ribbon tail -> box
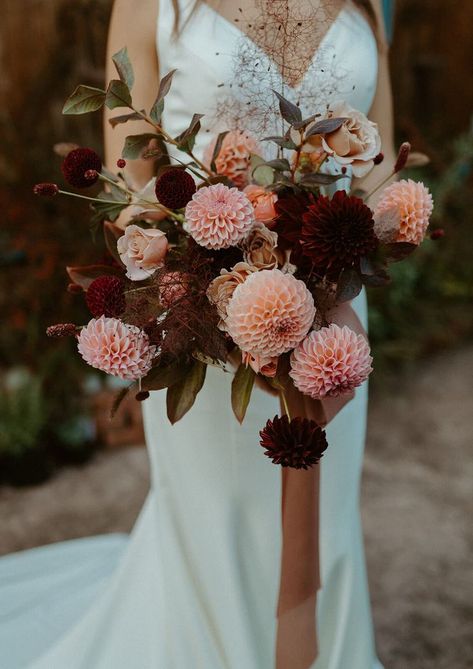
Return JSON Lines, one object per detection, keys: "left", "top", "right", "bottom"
{"left": 275, "top": 465, "right": 320, "bottom": 669}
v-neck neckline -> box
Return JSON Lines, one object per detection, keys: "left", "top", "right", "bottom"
{"left": 200, "top": 1, "right": 346, "bottom": 90}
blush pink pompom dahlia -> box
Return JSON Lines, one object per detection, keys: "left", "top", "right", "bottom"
{"left": 184, "top": 183, "right": 255, "bottom": 250}
{"left": 290, "top": 324, "right": 372, "bottom": 399}
{"left": 374, "top": 179, "right": 433, "bottom": 245}
{"left": 77, "top": 316, "right": 157, "bottom": 381}
{"left": 226, "top": 269, "right": 316, "bottom": 357}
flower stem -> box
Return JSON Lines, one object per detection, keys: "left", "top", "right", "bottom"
{"left": 57, "top": 190, "right": 119, "bottom": 205}
{"left": 280, "top": 390, "right": 291, "bottom": 421}
{"left": 364, "top": 170, "right": 395, "bottom": 202}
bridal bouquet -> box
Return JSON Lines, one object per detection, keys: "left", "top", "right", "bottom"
{"left": 37, "top": 48, "right": 435, "bottom": 469}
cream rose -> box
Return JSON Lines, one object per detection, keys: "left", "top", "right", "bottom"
{"left": 242, "top": 223, "right": 294, "bottom": 273}
{"left": 243, "top": 185, "right": 278, "bottom": 226}
{"left": 207, "top": 262, "right": 257, "bottom": 324}
{"left": 320, "top": 102, "right": 381, "bottom": 178}
{"left": 117, "top": 224, "right": 168, "bottom": 281}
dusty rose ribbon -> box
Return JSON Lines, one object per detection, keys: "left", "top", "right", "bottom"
{"left": 275, "top": 303, "right": 367, "bottom": 668}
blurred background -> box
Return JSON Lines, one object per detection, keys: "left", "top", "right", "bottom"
{"left": 0, "top": 1, "right": 472, "bottom": 667}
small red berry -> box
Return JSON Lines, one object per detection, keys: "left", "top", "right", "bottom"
{"left": 117, "top": 158, "right": 126, "bottom": 169}
{"left": 374, "top": 152, "right": 384, "bottom": 165}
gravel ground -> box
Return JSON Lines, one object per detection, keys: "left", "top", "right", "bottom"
{"left": 1, "top": 347, "right": 472, "bottom": 669}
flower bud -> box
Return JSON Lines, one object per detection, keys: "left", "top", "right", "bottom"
{"left": 33, "top": 182, "right": 59, "bottom": 197}
{"left": 394, "top": 142, "right": 411, "bottom": 173}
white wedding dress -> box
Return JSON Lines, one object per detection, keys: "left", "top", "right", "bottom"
{"left": 0, "top": 2, "right": 384, "bottom": 667}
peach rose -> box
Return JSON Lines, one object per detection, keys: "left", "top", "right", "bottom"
{"left": 319, "top": 102, "right": 381, "bottom": 178}
{"left": 207, "top": 262, "right": 258, "bottom": 324}
{"left": 243, "top": 185, "right": 278, "bottom": 226}
{"left": 242, "top": 351, "right": 278, "bottom": 378}
{"left": 204, "top": 130, "right": 260, "bottom": 188}
{"left": 117, "top": 224, "right": 168, "bottom": 281}
{"left": 241, "top": 223, "right": 294, "bottom": 272}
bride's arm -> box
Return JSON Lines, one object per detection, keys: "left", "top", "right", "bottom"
{"left": 104, "top": 0, "right": 160, "bottom": 188}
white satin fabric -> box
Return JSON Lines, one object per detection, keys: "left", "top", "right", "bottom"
{"left": 0, "top": 2, "right": 384, "bottom": 667}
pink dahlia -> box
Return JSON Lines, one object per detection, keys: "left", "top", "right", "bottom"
{"left": 205, "top": 130, "right": 260, "bottom": 187}
{"left": 158, "top": 271, "right": 188, "bottom": 308}
{"left": 184, "top": 183, "right": 255, "bottom": 250}
{"left": 226, "top": 269, "right": 315, "bottom": 357}
{"left": 374, "top": 179, "right": 433, "bottom": 245}
{"left": 77, "top": 316, "right": 156, "bottom": 381}
{"left": 290, "top": 324, "right": 372, "bottom": 399}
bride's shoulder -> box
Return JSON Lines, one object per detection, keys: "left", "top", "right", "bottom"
{"left": 109, "top": 0, "right": 158, "bottom": 41}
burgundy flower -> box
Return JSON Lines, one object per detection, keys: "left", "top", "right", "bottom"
{"left": 259, "top": 414, "right": 328, "bottom": 469}
{"left": 33, "top": 182, "right": 59, "bottom": 197}
{"left": 155, "top": 168, "right": 196, "bottom": 210}
{"left": 274, "top": 190, "right": 316, "bottom": 249}
{"left": 46, "top": 323, "right": 78, "bottom": 338}
{"left": 300, "top": 190, "right": 378, "bottom": 280}
{"left": 86, "top": 276, "right": 126, "bottom": 318}
{"left": 61, "top": 148, "right": 102, "bottom": 188}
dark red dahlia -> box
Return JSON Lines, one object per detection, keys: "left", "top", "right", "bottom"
{"left": 300, "top": 190, "right": 378, "bottom": 280}
{"left": 86, "top": 276, "right": 126, "bottom": 318}
{"left": 155, "top": 168, "right": 196, "bottom": 209}
{"left": 274, "top": 189, "right": 316, "bottom": 249}
{"left": 259, "top": 414, "right": 328, "bottom": 469}
{"left": 61, "top": 148, "right": 102, "bottom": 188}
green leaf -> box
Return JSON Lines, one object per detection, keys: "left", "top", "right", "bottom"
{"left": 305, "top": 117, "right": 348, "bottom": 138}
{"left": 90, "top": 188, "right": 128, "bottom": 224}
{"left": 383, "top": 242, "right": 417, "bottom": 263}
{"left": 210, "top": 131, "right": 229, "bottom": 172}
{"left": 263, "top": 135, "right": 298, "bottom": 150}
{"left": 175, "top": 113, "right": 204, "bottom": 153}
{"left": 299, "top": 172, "right": 345, "bottom": 186}
{"left": 166, "top": 360, "right": 207, "bottom": 424}
{"left": 150, "top": 69, "right": 177, "bottom": 124}
{"left": 262, "top": 158, "right": 291, "bottom": 172}
{"left": 250, "top": 154, "right": 274, "bottom": 187}
{"left": 110, "top": 385, "right": 133, "bottom": 418}
{"left": 142, "top": 360, "right": 189, "bottom": 392}
{"left": 231, "top": 363, "right": 255, "bottom": 424}
{"left": 108, "top": 111, "right": 144, "bottom": 128}
{"left": 336, "top": 267, "right": 363, "bottom": 303}
{"left": 273, "top": 90, "right": 302, "bottom": 125}
{"left": 112, "top": 47, "right": 135, "bottom": 89}
{"left": 122, "top": 133, "right": 160, "bottom": 159}
{"left": 105, "top": 79, "right": 132, "bottom": 110}
{"left": 62, "top": 85, "right": 106, "bottom": 115}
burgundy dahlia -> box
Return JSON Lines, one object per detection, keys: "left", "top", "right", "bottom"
{"left": 155, "top": 168, "right": 196, "bottom": 209}
{"left": 61, "top": 148, "right": 102, "bottom": 188}
{"left": 86, "top": 276, "right": 126, "bottom": 318}
{"left": 259, "top": 414, "right": 328, "bottom": 469}
{"left": 274, "top": 190, "right": 316, "bottom": 249}
{"left": 300, "top": 190, "right": 378, "bottom": 280}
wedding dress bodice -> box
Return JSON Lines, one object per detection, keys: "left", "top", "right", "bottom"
{"left": 157, "top": 0, "right": 378, "bottom": 161}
